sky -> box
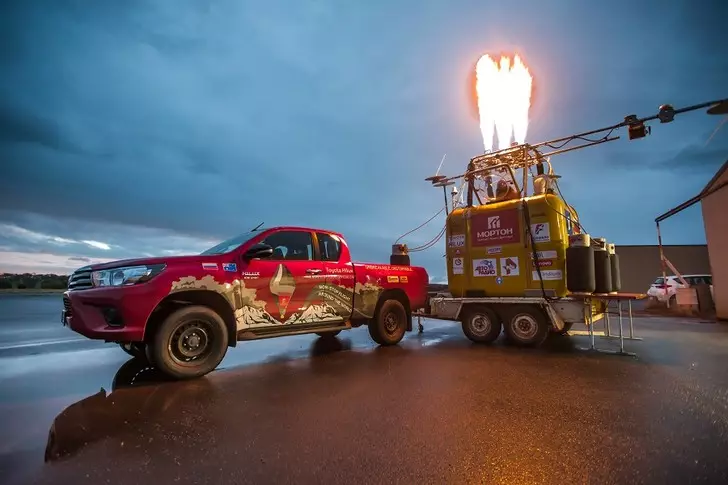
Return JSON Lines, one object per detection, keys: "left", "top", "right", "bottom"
{"left": 1, "top": 0, "right": 727, "bottom": 282}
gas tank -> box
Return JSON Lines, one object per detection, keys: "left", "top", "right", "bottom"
{"left": 446, "top": 194, "right": 576, "bottom": 298}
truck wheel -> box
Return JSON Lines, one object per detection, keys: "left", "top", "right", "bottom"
{"left": 502, "top": 305, "right": 550, "bottom": 347}
{"left": 369, "top": 299, "right": 407, "bottom": 346}
{"left": 149, "top": 306, "right": 228, "bottom": 379}
{"left": 316, "top": 330, "right": 342, "bottom": 338}
{"left": 119, "top": 342, "right": 147, "bottom": 360}
{"left": 461, "top": 305, "right": 501, "bottom": 344}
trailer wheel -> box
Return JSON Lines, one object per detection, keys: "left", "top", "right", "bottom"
{"left": 369, "top": 299, "right": 407, "bottom": 346}
{"left": 149, "top": 305, "right": 228, "bottom": 379}
{"left": 461, "top": 305, "right": 502, "bottom": 344}
{"left": 502, "top": 305, "right": 550, "bottom": 347}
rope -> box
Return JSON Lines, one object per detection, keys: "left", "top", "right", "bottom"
{"left": 395, "top": 208, "right": 444, "bottom": 244}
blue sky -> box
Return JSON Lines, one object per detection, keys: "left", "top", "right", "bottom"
{"left": 1, "top": 0, "right": 727, "bottom": 280}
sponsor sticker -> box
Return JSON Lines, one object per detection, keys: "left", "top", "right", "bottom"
{"left": 242, "top": 271, "right": 260, "bottom": 279}
{"left": 449, "top": 234, "right": 466, "bottom": 247}
{"left": 532, "top": 269, "right": 563, "bottom": 280}
{"left": 499, "top": 257, "right": 520, "bottom": 276}
{"left": 532, "top": 250, "right": 557, "bottom": 260}
{"left": 363, "top": 264, "right": 413, "bottom": 272}
{"left": 496, "top": 276, "right": 503, "bottom": 285}
{"left": 202, "top": 263, "right": 218, "bottom": 271}
{"left": 534, "top": 260, "right": 553, "bottom": 267}
{"left": 400, "top": 275, "right": 408, "bottom": 283}
{"left": 387, "top": 275, "right": 400, "bottom": 283}
{"left": 473, "top": 258, "right": 497, "bottom": 277}
{"left": 471, "top": 209, "right": 520, "bottom": 246}
{"left": 486, "top": 246, "right": 502, "bottom": 255}
{"left": 531, "top": 223, "right": 550, "bottom": 243}
{"left": 452, "top": 257, "right": 464, "bottom": 275}
{"left": 222, "top": 263, "right": 237, "bottom": 272}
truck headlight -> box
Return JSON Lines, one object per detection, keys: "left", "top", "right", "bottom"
{"left": 91, "top": 264, "right": 166, "bottom": 288}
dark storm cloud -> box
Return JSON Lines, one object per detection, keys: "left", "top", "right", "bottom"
{"left": 0, "top": 0, "right": 726, "bottom": 275}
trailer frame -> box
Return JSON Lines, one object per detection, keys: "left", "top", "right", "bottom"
{"left": 415, "top": 292, "right": 646, "bottom": 356}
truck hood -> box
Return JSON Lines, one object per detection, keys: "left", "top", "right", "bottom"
{"left": 85, "top": 254, "right": 216, "bottom": 271}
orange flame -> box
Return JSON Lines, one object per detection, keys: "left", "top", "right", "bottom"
{"left": 475, "top": 54, "right": 533, "bottom": 151}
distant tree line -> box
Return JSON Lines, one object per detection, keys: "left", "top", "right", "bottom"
{"left": 0, "top": 273, "right": 68, "bottom": 290}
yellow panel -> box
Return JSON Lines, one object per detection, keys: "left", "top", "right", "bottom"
{"left": 446, "top": 194, "right": 574, "bottom": 297}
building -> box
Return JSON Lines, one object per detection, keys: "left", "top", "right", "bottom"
{"left": 655, "top": 160, "right": 728, "bottom": 321}
{"left": 614, "top": 244, "right": 711, "bottom": 293}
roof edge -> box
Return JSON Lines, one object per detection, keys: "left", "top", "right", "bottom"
{"left": 700, "top": 159, "right": 728, "bottom": 195}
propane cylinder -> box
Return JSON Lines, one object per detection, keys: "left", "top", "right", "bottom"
{"left": 608, "top": 243, "right": 621, "bottom": 293}
{"left": 390, "top": 244, "right": 411, "bottom": 266}
{"left": 566, "top": 233, "right": 595, "bottom": 293}
{"left": 593, "top": 237, "right": 612, "bottom": 294}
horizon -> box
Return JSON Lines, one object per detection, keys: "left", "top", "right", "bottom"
{"left": 1, "top": 1, "right": 727, "bottom": 279}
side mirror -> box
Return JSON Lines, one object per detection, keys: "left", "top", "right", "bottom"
{"left": 243, "top": 243, "right": 274, "bottom": 261}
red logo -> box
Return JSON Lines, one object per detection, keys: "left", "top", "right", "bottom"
{"left": 535, "top": 260, "right": 552, "bottom": 267}
{"left": 471, "top": 209, "right": 520, "bottom": 246}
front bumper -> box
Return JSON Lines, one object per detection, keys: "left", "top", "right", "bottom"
{"left": 63, "top": 284, "right": 160, "bottom": 342}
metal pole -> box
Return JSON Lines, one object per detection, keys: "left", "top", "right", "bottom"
{"left": 656, "top": 221, "right": 669, "bottom": 308}
{"left": 618, "top": 300, "right": 624, "bottom": 353}
{"left": 628, "top": 299, "right": 634, "bottom": 339}
{"left": 442, "top": 185, "right": 449, "bottom": 214}
{"left": 588, "top": 299, "right": 595, "bottom": 350}
{"left": 605, "top": 301, "right": 612, "bottom": 337}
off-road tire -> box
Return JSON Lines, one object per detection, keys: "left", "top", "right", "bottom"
{"left": 502, "top": 304, "right": 550, "bottom": 347}
{"left": 461, "top": 305, "right": 502, "bottom": 344}
{"left": 368, "top": 299, "right": 407, "bottom": 346}
{"left": 316, "top": 329, "right": 342, "bottom": 338}
{"left": 148, "top": 305, "right": 228, "bottom": 379}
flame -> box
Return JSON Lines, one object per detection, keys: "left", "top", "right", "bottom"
{"left": 475, "top": 54, "right": 533, "bottom": 151}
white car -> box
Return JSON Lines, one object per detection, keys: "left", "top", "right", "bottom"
{"left": 647, "top": 274, "right": 713, "bottom": 304}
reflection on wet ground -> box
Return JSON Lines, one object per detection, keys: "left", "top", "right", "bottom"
{"left": 4, "top": 318, "right": 728, "bottom": 484}
{"left": 44, "top": 335, "right": 355, "bottom": 463}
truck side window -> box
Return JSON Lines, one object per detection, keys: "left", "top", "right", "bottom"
{"left": 317, "top": 232, "right": 341, "bottom": 262}
{"left": 262, "top": 231, "right": 314, "bottom": 261}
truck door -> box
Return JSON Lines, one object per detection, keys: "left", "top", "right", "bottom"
{"left": 316, "top": 232, "right": 355, "bottom": 322}
{"left": 240, "top": 229, "right": 326, "bottom": 327}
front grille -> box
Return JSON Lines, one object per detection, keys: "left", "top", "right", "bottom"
{"left": 63, "top": 295, "right": 72, "bottom": 318}
{"left": 68, "top": 268, "right": 93, "bottom": 290}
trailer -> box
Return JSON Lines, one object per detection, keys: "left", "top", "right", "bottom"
{"left": 415, "top": 292, "right": 646, "bottom": 355}
{"left": 400, "top": 97, "right": 726, "bottom": 357}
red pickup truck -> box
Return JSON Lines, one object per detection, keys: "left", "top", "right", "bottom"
{"left": 62, "top": 226, "right": 429, "bottom": 379}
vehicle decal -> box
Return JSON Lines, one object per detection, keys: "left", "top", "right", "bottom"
{"left": 362, "top": 264, "right": 414, "bottom": 272}
{"left": 387, "top": 275, "right": 400, "bottom": 283}
{"left": 499, "top": 257, "right": 520, "bottom": 276}
{"left": 400, "top": 275, "right": 408, "bottom": 283}
{"left": 168, "top": 272, "right": 385, "bottom": 330}
{"left": 270, "top": 264, "right": 295, "bottom": 319}
{"left": 201, "top": 263, "right": 218, "bottom": 270}
{"left": 222, "top": 263, "right": 237, "bottom": 272}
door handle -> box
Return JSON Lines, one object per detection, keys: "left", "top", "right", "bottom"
{"left": 306, "top": 268, "right": 323, "bottom": 275}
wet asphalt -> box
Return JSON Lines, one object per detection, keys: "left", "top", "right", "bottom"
{"left": 2, "top": 294, "right": 728, "bottom": 484}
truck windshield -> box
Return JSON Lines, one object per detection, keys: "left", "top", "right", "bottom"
{"left": 200, "top": 231, "right": 256, "bottom": 255}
